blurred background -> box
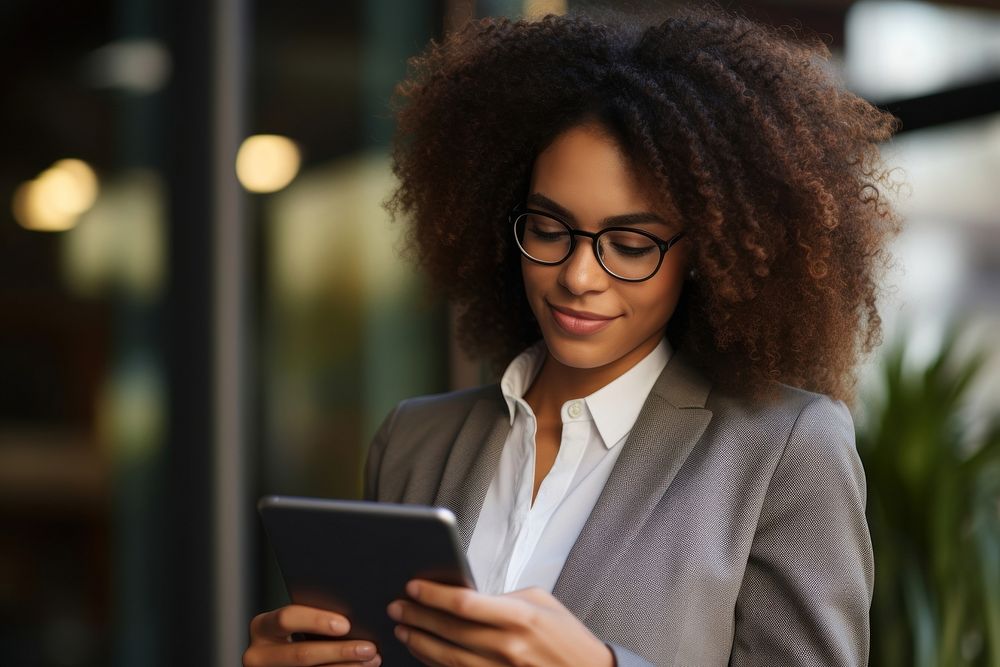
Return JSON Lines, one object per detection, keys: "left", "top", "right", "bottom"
{"left": 0, "top": 0, "right": 997, "bottom": 665}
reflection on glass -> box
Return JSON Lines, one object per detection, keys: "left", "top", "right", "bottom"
{"left": 262, "top": 151, "right": 446, "bottom": 497}
{"left": 864, "top": 113, "right": 1000, "bottom": 420}
{"left": 846, "top": 0, "right": 1000, "bottom": 101}
{"left": 61, "top": 169, "right": 165, "bottom": 301}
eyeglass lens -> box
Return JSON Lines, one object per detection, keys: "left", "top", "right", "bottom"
{"left": 514, "top": 213, "right": 662, "bottom": 281}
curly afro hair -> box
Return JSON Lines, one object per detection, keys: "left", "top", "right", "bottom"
{"left": 384, "top": 6, "right": 901, "bottom": 403}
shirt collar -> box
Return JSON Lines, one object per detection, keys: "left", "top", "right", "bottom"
{"left": 499, "top": 339, "right": 547, "bottom": 424}
{"left": 498, "top": 337, "right": 673, "bottom": 449}
{"left": 585, "top": 337, "right": 671, "bottom": 449}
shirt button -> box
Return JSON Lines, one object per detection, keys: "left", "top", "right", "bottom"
{"left": 568, "top": 401, "right": 583, "bottom": 418}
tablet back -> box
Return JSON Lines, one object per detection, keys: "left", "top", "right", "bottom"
{"left": 258, "top": 495, "right": 475, "bottom": 665}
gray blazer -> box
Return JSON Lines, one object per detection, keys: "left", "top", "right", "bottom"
{"left": 363, "top": 350, "right": 873, "bottom": 666}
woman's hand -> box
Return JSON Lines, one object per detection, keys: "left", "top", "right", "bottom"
{"left": 386, "top": 580, "right": 615, "bottom": 667}
{"left": 243, "top": 604, "right": 382, "bottom": 667}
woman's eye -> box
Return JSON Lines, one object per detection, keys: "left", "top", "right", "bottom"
{"left": 601, "top": 229, "right": 659, "bottom": 258}
{"left": 611, "top": 242, "right": 655, "bottom": 257}
{"left": 528, "top": 224, "right": 566, "bottom": 241}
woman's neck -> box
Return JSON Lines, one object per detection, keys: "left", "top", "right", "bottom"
{"left": 523, "top": 333, "right": 664, "bottom": 419}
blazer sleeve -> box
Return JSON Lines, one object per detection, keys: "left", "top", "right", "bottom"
{"left": 362, "top": 403, "right": 402, "bottom": 501}
{"left": 729, "top": 395, "right": 874, "bottom": 666}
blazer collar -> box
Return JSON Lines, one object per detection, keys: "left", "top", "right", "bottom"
{"left": 431, "top": 394, "right": 511, "bottom": 551}
{"left": 651, "top": 345, "right": 713, "bottom": 409}
{"left": 551, "top": 349, "right": 713, "bottom": 620}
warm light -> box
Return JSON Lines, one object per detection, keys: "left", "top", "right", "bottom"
{"left": 13, "top": 179, "right": 76, "bottom": 232}
{"left": 235, "top": 135, "right": 301, "bottom": 193}
{"left": 50, "top": 159, "right": 99, "bottom": 214}
{"left": 524, "top": 0, "right": 567, "bottom": 19}
{"left": 12, "top": 158, "right": 99, "bottom": 232}
{"left": 13, "top": 180, "right": 72, "bottom": 231}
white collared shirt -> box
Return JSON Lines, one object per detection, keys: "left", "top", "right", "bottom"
{"left": 466, "top": 337, "right": 672, "bottom": 594}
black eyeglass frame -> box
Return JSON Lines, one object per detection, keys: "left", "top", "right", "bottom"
{"left": 509, "top": 204, "right": 686, "bottom": 283}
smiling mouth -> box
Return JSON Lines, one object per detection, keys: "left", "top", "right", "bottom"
{"left": 547, "top": 302, "right": 619, "bottom": 335}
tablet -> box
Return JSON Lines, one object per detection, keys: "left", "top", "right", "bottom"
{"left": 257, "top": 495, "right": 476, "bottom": 665}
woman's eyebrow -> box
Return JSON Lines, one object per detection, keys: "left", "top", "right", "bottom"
{"left": 527, "top": 192, "right": 668, "bottom": 228}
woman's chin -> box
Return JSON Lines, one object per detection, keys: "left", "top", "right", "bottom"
{"left": 540, "top": 334, "right": 620, "bottom": 371}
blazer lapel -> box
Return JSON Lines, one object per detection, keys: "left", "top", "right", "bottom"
{"left": 551, "top": 351, "right": 713, "bottom": 620}
{"left": 432, "top": 393, "right": 510, "bottom": 553}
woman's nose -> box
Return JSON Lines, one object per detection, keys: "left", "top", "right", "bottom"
{"left": 558, "top": 238, "right": 610, "bottom": 295}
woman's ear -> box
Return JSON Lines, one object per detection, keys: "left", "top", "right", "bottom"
{"left": 681, "top": 243, "right": 696, "bottom": 281}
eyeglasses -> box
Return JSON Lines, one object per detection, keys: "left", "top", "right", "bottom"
{"left": 509, "top": 204, "right": 685, "bottom": 282}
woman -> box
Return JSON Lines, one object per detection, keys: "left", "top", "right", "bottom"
{"left": 245, "top": 6, "right": 899, "bottom": 666}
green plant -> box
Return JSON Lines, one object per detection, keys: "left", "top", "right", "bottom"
{"left": 857, "top": 326, "right": 1000, "bottom": 666}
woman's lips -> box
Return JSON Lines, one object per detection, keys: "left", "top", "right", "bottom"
{"left": 548, "top": 303, "right": 618, "bottom": 335}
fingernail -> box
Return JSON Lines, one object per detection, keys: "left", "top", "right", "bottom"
{"left": 394, "top": 625, "right": 410, "bottom": 641}
{"left": 406, "top": 580, "right": 420, "bottom": 597}
{"left": 386, "top": 601, "right": 402, "bottom": 620}
{"left": 362, "top": 656, "right": 381, "bottom": 667}
{"left": 355, "top": 643, "right": 375, "bottom": 658}
{"left": 329, "top": 618, "right": 348, "bottom": 634}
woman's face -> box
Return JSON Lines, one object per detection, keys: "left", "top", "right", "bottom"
{"left": 521, "top": 121, "right": 689, "bottom": 374}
